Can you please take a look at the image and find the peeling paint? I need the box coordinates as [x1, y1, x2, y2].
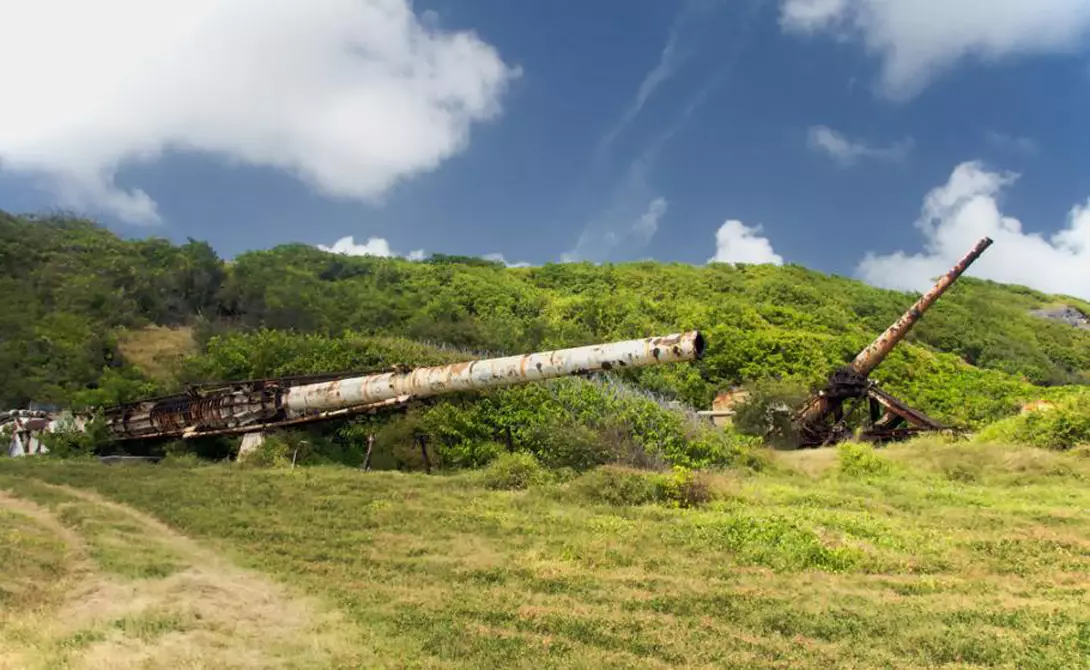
[283, 331, 705, 417]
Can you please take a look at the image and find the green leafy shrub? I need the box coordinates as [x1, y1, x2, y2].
[38, 413, 112, 458]
[239, 434, 298, 468]
[481, 452, 549, 490]
[837, 441, 892, 477]
[731, 378, 811, 449]
[652, 467, 713, 508]
[570, 465, 717, 508]
[570, 466, 660, 506]
[975, 395, 1090, 450]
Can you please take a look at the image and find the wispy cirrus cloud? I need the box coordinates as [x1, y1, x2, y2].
[594, 0, 719, 162]
[807, 125, 913, 167]
[985, 131, 1040, 156]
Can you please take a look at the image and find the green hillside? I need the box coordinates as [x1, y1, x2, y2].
[3, 211, 1090, 462]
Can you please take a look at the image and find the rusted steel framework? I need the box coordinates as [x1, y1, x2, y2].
[96, 331, 705, 442]
[792, 237, 993, 447]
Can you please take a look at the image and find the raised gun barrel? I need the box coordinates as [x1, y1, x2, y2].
[97, 332, 706, 441]
[793, 237, 992, 434]
[850, 236, 993, 377]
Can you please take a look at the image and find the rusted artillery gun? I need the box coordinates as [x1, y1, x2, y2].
[93, 332, 705, 447]
[789, 237, 994, 447]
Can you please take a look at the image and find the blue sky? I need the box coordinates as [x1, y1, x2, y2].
[1, 0, 1089, 297]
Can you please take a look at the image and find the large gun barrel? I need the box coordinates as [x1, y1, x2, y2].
[283, 331, 704, 416]
[792, 237, 992, 440]
[97, 331, 706, 441]
[851, 236, 993, 377]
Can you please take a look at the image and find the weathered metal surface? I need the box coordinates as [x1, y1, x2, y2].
[851, 236, 993, 378]
[100, 382, 283, 441]
[91, 331, 704, 442]
[283, 331, 705, 417]
[792, 237, 992, 443]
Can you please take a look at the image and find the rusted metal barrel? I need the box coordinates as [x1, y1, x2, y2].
[850, 236, 992, 377]
[793, 237, 992, 434]
[283, 331, 705, 417]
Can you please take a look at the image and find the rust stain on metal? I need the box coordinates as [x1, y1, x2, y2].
[283, 331, 704, 417]
[851, 236, 992, 378]
[85, 331, 704, 444]
[789, 237, 992, 447]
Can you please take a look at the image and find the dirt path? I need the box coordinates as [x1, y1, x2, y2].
[0, 482, 367, 669]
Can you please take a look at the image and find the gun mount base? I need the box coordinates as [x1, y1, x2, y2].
[793, 379, 950, 448]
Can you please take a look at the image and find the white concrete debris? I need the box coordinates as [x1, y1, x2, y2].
[2, 410, 53, 457]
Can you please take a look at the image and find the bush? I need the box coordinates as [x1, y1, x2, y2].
[975, 395, 1090, 450]
[837, 441, 892, 477]
[683, 425, 770, 471]
[482, 452, 549, 490]
[652, 467, 714, 508]
[239, 434, 296, 468]
[570, 466, 660, 506]
[570, 464, 716, 508]
[731, 378, 811, 449]
[38, 413, 112, 458]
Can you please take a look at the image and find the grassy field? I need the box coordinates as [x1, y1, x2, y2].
[2, 440, 1090, 669]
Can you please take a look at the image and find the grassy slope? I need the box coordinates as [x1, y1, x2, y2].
[4, 443, 1090, 669]
[0, 478, 362, 669]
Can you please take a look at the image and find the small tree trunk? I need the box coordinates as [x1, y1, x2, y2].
[417, 434, 431, 474]
[363, 433, 375, 472]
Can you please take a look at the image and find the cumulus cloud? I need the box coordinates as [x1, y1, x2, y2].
[780, 0, 1090, 99]
[807, 125, 913, 167]
[708, 220, 784, 265]
[0, 0, 518, 224]
[857, 161, 1090, 300]
[317, 235, 425, 261]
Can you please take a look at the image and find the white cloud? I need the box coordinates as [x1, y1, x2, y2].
[781, 0, 1090, 99]
[708, 220, 784, 265]
[0, 0, 518, 224]
[482, 253, 531, 268]
[317, 235, 425, 261]
[985, 132, 1040, 156]
[857, 161, 1090, 300]
[807, 125, 913, 166]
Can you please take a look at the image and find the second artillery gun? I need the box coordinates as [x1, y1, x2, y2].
[788, 237, 994, 448]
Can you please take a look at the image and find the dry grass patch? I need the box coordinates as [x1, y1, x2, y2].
[0, 481, 365, 670]
[116, 325, 196, 382]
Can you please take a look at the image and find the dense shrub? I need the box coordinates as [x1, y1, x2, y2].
[652, 467, 714, 508]
[975, 395, 1090, 450]
[837, 441, 893, 477]
[570, 466, 660, 506]
[570, 465, 716, 508]
[481, 452, 549, 490]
